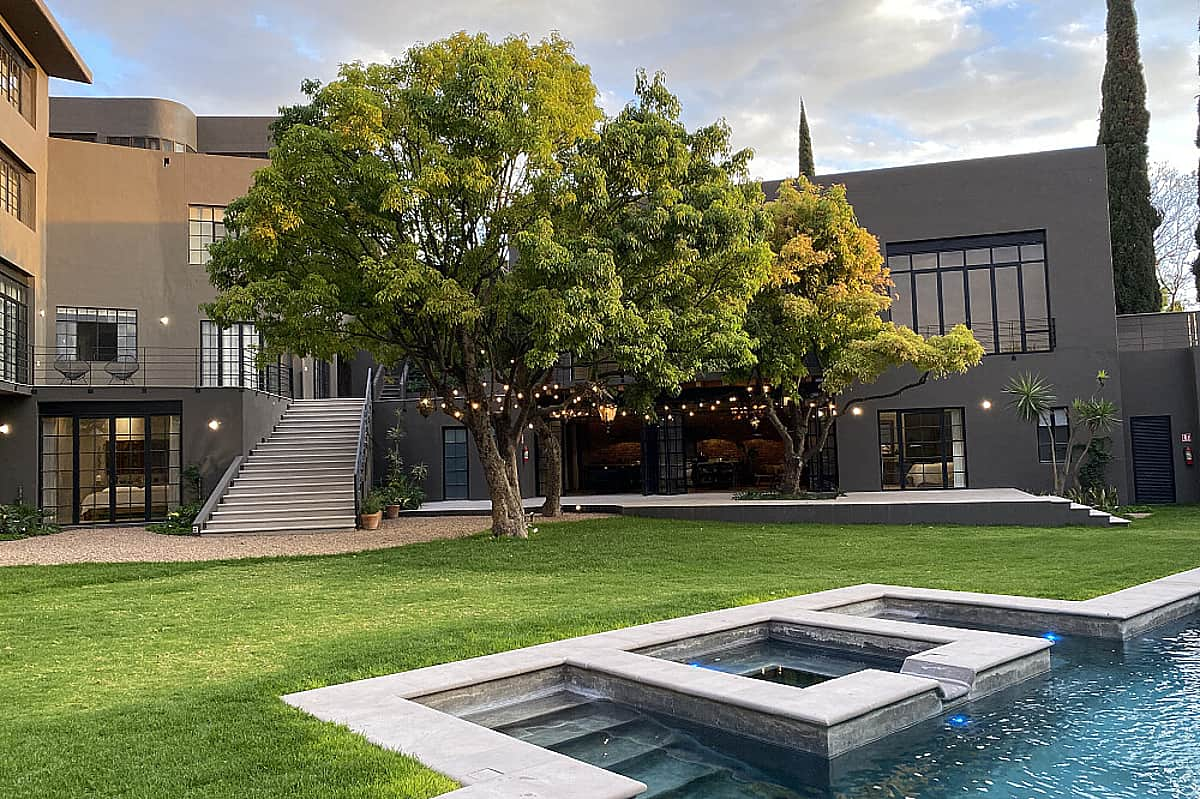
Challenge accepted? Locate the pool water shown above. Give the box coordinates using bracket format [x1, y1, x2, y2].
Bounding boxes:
[680, 638, 906, 687]
[487, 615, 1200, 798]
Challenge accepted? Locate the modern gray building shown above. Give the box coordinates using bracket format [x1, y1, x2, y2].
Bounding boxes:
[0, 0, 1195, 529]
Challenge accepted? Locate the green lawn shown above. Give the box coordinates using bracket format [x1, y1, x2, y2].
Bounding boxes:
[2, 508, 1199, 799]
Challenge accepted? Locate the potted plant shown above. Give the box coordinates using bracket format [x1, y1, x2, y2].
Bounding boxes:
[384, 488, 402, 520]
[360, 491, 384, 530]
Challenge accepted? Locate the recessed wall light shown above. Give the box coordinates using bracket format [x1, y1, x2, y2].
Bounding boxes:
[851, 407, 863, 416]
[207, 419, 222, 431]
[981, 399, 993, 410]
[159, 316, 170, 325]
[0, 423, 10, 435]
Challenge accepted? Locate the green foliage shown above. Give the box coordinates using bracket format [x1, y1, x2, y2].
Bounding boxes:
[206, 34, 771, 535]
[0, 503, 59, 540]
[1076, 437, 1114, 490]
[381, 412, 427, 509]
[738, 177, 983, 489]
[1098, 0, 1161, 314]
[797, 100, 814, 180]
[1004, 371, 1120, 494]
[147, 502, 204, 536]
[360, 490, 385, 516]
[1065, 486, 1121, 515]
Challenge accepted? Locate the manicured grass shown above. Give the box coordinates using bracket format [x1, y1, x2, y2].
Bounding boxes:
[2, 508, 1199, 798]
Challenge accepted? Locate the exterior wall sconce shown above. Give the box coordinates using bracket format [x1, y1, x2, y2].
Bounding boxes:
[0, 423, 10, 435]
[850, 407, 864, 416]
[208, 419, 222, 431]
[159, 316, 170, 326]
[981, 399, 993, 410]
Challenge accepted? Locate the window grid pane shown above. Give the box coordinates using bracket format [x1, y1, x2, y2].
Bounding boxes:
[188, 205, 228, 265]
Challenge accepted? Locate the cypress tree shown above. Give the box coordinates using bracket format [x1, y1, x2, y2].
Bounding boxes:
[1098, 0, 1162, 314]
[798, 100, 815, 180]
[1193, 15, 1200, 300]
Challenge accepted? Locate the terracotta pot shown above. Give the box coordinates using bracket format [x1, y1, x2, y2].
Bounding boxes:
[360, 511, 383, 530]
[385, 504, 401, 519]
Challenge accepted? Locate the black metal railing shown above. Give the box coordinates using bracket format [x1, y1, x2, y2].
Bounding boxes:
[1117, 311, 1200, 352]
[353, 367, 383, 522]
[911, 318, 1055, 355]
[30, 346, 293, 397]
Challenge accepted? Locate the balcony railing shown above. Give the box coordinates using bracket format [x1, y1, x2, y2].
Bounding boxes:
[910, 318, 1055, 355]
[30, 346, 293, 397]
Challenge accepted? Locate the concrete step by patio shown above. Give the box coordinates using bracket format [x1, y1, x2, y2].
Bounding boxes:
[202, 517, 358, 535]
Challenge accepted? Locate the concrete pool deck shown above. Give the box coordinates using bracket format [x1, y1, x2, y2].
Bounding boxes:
[407, 488, 1129, 527]
[284, 567, 1200, 798]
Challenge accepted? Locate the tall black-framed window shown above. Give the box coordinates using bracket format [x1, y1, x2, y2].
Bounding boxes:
[442, 427, 469, 499]
[879, 408, 967, 490]
[201, 320, 268, 389]
[0, 271, 27, 383]
[886, 231, 1051, 355]
[0, 146, 33, 227]
[56, 307, 137, 361]
[1038, 407, 1069, 464]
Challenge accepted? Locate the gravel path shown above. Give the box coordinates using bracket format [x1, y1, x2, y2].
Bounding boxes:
[0, 514, 602, 566]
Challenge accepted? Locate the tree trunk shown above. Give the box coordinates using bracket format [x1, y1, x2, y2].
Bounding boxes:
[466, 413, 528, 538]
[764, 399, 804, 495]
[532, 417, 563, 517]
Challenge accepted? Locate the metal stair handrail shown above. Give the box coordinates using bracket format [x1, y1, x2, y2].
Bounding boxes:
[353, 368, 384, 523]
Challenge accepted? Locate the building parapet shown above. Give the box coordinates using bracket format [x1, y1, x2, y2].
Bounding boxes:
[1117, 311, 1200, 352]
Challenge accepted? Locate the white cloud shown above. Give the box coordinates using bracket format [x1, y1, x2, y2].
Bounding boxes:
[47, 0, 1199, 177]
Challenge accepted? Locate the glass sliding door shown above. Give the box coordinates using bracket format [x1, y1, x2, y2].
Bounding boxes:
[879, 408, 966, 490]
[40, 411, 182, 524]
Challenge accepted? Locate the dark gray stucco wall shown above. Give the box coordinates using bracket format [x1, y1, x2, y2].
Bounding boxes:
[810, 147, 1126, 496]
[375, 400, 537, 501]
[1117, 349, 1200, 504]
[0, 393, 39, 504]
[1, 387, 287, 510]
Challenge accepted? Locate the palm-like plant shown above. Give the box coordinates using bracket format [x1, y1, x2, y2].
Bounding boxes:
[1003, 371, 1119, 496]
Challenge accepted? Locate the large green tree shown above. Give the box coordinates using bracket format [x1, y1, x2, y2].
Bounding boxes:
[741, 178, 984, 494]
[529, 71, 772, 515]
[1099, 0, 1162, 314]
[207, 35, 769, 536]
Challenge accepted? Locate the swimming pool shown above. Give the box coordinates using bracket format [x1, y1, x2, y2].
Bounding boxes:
[490, 614, 1200, 798]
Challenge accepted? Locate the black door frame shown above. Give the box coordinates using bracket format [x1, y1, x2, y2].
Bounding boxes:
[878, 407, 968, 490]
[38, 401, 183, 524]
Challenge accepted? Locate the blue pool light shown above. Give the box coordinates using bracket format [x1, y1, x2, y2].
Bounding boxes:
[947, 714, 970, 728]
[1042, 631, 1063, 643]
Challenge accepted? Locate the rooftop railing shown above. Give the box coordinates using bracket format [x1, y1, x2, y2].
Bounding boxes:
[1117, 311, 1200, 352]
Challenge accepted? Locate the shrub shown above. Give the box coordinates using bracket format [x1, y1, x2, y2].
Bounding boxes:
[0, 503, 60, 540]
[147, 501, 204, 536]
[361, 490, 385, 515]
[1065, 486, 1121, 515]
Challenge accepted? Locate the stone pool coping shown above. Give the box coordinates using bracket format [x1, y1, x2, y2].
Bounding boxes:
[283, 566, 1200, 799]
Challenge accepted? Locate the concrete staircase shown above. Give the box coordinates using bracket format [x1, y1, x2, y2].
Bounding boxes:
[201, 398, 364, 534]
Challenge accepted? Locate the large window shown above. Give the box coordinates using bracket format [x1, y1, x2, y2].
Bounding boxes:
[886, 232, 1051, 355]
[0, 147, 32, 227]
[56, 307, 137, 361]
[0, 30, 33, 124]
[0, 272, 27, 382]
[1038, 407, 1069, 464]
[40, 412, 181, 524]
[879, 408, 966, 490]
[189, 205, 227, 265]
[202, 321, 258, 388]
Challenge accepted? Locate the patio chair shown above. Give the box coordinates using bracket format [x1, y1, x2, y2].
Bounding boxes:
[53, 356, 91, 384]
[104, 356, 141, 383]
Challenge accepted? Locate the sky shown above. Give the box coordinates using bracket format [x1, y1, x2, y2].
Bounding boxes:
[47, 0, 1199, 181]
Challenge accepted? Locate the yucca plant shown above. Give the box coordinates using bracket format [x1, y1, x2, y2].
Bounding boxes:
[1003, 370, 1119, 496]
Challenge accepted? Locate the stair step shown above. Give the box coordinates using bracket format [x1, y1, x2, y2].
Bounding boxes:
[222, 489, 355, 500]
[211, 509, 353, 522]
[234, 477, 354, 488]
[219, 496, 355, 509]
[202, 519, 357, 535]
